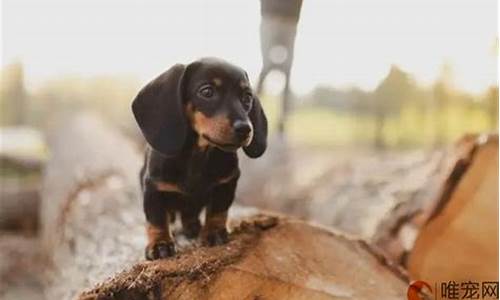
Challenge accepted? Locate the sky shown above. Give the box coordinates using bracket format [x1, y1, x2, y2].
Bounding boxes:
[2, 0, 498, 94]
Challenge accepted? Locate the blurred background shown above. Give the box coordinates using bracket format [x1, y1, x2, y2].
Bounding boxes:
[2, 0, 497, 148]
[0, 0, 498, 298]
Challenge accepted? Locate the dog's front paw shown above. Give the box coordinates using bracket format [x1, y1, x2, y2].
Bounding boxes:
[202, 228, 229, 247]
[182, 221, 202, 239]
[145, 241, 176, 260]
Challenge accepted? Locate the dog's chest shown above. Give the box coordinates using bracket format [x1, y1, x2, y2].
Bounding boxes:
[159, 148, 237, 195]
[181, 150, 214, 193]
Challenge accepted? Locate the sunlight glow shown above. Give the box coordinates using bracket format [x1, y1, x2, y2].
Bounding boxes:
[2, 0, 497, 94]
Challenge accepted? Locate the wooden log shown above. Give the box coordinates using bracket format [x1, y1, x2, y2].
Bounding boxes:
[0, 154, 43, 173]
[40, 113, 409, 300]
[371, 134, 486, 266]
[408, 134, 498, 283]
[0, 179, 39, 232]
[0, 127, 44, 232]
[40, 113, 144, 299]
[79, 216, 409, 300]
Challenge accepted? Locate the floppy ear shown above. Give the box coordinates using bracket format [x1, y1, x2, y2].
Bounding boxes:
[243, 96, 268, 158]
[132, 64, 188, 156]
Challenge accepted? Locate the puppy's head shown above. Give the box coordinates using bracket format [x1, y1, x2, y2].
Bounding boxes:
[132, 58, 267, 158]
[185, 58, 261, 152]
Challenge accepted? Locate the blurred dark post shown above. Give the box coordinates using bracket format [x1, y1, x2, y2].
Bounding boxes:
[257, 0, 303, 135]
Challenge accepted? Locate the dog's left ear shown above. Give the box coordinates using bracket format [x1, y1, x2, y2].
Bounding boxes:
[243, 95, 268, 158]
[132, 64, 190, 156]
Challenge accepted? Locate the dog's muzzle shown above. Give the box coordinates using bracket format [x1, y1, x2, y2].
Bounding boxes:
[233, 120, 253, 146]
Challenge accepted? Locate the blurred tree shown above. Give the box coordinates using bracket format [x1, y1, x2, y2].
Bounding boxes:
[485, 86, 499, 129]
[432, 82, 450, 145]
[309, 85, 372, 115]
[0, 63, 27, 125]
[432, 63, 454, 146]
[373, 65, 416, 149]
[487, 39, 498, 130]
[31, 76, 138, 132]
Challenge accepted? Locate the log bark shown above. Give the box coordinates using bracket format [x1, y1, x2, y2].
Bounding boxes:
[40, 113, 409, 300]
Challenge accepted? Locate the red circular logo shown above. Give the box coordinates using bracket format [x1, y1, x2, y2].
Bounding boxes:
[408, 280, 432, 300]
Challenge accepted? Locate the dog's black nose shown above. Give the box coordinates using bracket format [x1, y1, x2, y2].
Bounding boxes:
[233, 120, 251, 139]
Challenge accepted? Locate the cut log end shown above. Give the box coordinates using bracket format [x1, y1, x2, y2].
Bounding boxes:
[408, 134, 499, 283]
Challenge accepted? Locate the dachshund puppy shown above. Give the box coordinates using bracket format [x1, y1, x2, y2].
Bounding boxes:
[132, 58, 268, 260]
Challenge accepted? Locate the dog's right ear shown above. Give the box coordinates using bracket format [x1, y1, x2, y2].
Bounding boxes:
[132, 64, 188, 156]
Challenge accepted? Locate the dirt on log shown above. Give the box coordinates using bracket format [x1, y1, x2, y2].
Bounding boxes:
[40, 113, 409, 300]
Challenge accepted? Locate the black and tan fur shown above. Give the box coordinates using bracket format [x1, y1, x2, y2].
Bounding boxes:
[132, 58, 268, 260]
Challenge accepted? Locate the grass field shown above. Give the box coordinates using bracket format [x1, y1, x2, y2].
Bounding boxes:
[260, 95, 495, 149]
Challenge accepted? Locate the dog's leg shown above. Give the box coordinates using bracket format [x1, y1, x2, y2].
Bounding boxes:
[201, 176, 238, 246]
[143, 184, 177, 260]
[180, 206, 202, 239]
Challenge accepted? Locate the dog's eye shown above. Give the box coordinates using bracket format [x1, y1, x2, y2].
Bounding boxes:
[198, 85, 215, 99]
[241, 93, 253, 111]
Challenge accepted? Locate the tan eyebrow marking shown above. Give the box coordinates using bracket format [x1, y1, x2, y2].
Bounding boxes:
[213, 78, 222, 86]
[240, 80, 249, 89]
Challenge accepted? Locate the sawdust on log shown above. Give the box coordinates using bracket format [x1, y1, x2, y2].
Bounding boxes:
[78, 215, 279, 300]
